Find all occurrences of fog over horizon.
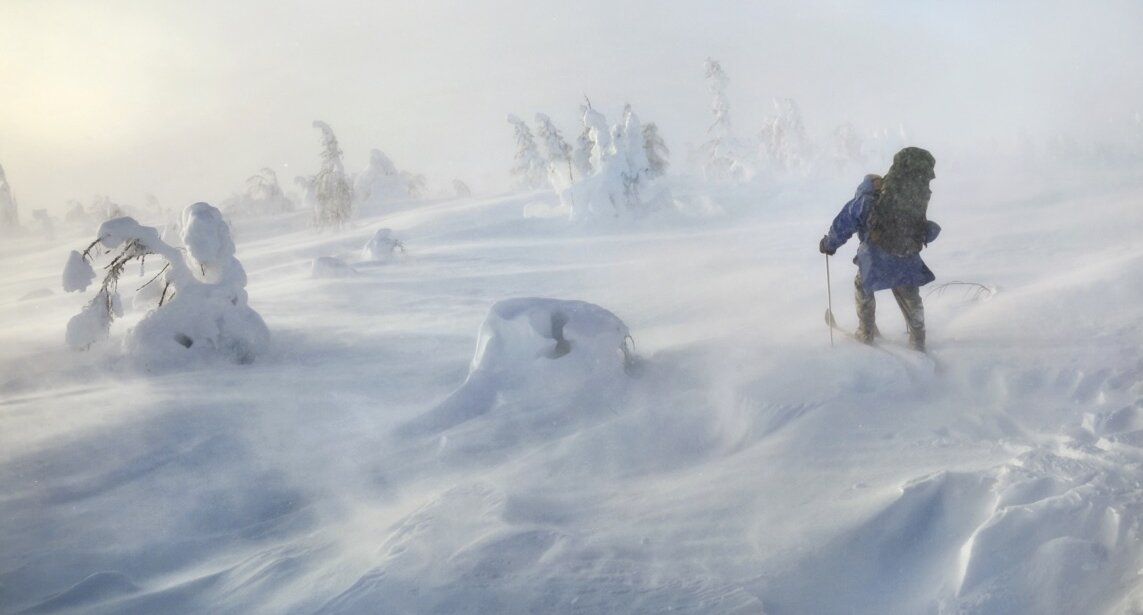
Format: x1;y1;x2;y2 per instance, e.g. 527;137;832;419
2;0;1141;214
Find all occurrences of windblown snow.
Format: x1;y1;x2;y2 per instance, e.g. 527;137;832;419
2;166;1143;615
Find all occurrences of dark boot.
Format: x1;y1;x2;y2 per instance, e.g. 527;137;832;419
854;274;878;344
892;285;926;352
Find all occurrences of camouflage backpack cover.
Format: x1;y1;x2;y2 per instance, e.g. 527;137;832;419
866;147;936;257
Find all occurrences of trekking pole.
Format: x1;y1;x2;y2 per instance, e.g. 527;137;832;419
825;254;834;347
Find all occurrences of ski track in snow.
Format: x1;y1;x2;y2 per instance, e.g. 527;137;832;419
2;173;1143;614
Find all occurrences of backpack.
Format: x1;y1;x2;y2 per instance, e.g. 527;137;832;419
865;148;934;257
866;188;928;256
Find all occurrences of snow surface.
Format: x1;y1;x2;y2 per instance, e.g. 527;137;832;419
2;167;1143;614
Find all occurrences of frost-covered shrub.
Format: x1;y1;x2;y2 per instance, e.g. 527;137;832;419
362;228;406;262
222;168;296;217
63;202;269;367
0;163;19;231
311;121;353;229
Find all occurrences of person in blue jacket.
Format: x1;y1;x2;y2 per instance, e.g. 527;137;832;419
819;147;940;351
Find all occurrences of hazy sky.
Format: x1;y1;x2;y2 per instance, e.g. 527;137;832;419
2;0;1141;213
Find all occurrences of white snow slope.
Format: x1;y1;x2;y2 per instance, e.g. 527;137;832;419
2;167;1143;615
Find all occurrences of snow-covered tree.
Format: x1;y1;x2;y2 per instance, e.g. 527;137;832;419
581;105;612;172
700;58;748;182
0;164;18;231
535;113;575;187
311;121;353;229
452;179;472;197
223;168;296;217
32;209;54;240
402;172;427;199
618;104;652;207
507;114;549;190
563;103;669;218
354;148;425;207
573;107;596;178
758;98;812;174
63;202;269;366
642;122;670;178
868;124;911;167
829;122;866;174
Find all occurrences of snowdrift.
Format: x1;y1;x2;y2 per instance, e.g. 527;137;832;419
3;170;1143;614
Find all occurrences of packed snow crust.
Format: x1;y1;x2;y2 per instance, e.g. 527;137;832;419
3;166;1143;615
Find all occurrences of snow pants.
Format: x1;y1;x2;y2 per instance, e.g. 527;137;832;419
854;273;925;351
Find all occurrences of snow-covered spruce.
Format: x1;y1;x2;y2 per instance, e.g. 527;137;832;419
63;202;269;366
506;114;549;190
758;97;813;175
535;113;575;189
311;120;354;230
700;58;751;182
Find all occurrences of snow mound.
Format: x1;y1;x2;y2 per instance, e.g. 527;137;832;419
126;282;271;368
400;297;633;437
469;297;632;379
311;256;357;278
361;228;405;262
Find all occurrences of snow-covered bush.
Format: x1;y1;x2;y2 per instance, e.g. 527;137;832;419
507;114;549;190
362;228;406;262
0;163;19;232
63;202;269;367
222;168;295;217
311;121;353;229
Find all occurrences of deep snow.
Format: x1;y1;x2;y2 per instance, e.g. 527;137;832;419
2;167;1143;614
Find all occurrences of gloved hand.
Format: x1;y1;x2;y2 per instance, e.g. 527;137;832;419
819;236;836;255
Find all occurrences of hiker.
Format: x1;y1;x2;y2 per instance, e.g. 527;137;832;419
819;147;941;352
